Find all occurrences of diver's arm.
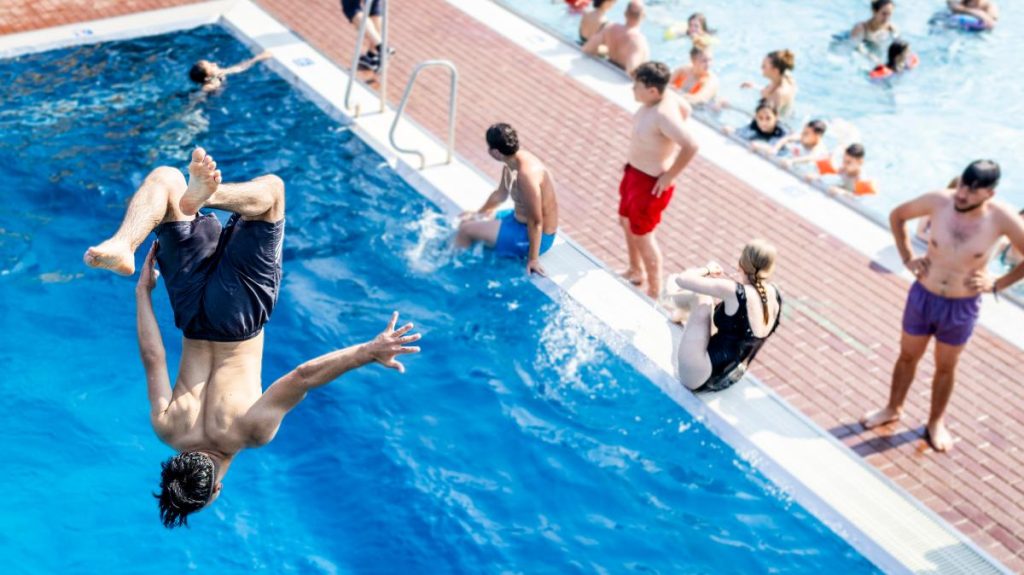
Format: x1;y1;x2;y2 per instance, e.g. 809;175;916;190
135;243;172;422
243;313;421;446
476;167;512;214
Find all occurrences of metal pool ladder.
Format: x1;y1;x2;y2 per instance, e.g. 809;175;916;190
344;0;390;116
389;60;458;169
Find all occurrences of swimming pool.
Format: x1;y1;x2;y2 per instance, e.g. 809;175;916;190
0;25;881;573
502;0;1024;220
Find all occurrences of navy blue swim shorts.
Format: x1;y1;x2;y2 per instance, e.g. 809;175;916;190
154;212;284;342
341;0;381;22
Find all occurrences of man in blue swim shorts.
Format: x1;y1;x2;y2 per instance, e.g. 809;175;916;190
84;148;421;527
456;123;559;275
861;160;1024;452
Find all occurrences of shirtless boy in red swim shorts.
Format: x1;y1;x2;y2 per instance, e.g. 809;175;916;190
619;61;700;298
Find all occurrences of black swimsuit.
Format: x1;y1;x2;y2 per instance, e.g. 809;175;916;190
700;284;783;392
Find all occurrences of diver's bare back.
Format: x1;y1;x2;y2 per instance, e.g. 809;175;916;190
923;191;1007;298
156;335;266;454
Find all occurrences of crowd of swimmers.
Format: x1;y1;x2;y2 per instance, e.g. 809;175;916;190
77;0;1022;530
567;0;1001;201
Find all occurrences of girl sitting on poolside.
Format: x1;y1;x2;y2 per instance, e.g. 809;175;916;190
670;240;783;392
724;100;789;148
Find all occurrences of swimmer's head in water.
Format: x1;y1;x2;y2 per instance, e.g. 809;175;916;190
801;119;827;146
887;39;911;70
841;143;866;176
690;45;712;72
753;100;779;134
188;60;216;85
486;123;519;159
632;61;671;101
688;12;711;35
155;451;219;528
955;160;1000;211
872;0;895;21
625;0;644;22
764;50;795;77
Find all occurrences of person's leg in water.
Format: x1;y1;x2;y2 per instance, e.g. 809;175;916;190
924;341;967;452
619;216;645;286
860;331;930;429
455;217;501;249
677;294;714;390
634;229;663;299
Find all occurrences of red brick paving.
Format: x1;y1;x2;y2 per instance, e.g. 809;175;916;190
4;0;1022;571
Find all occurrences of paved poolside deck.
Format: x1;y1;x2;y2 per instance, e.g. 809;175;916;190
4;0;1023;571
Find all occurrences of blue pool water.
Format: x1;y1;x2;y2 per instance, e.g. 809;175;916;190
0;26;879;573
503;0;1024;220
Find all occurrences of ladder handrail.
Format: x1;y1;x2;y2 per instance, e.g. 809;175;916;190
343;0;389;116
389;60;458;169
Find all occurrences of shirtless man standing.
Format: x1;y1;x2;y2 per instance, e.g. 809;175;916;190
862;160;1024;451
84;148;421;527
619;61;699;299
456;123;559;276
582;0;650;75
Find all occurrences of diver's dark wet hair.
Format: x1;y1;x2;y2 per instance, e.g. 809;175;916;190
486;123;519;156
155;452;215;529
633;61;671;93
961;160;1000;190
807;119;827;135
188;63;210;84
846;143;866;159
594;0;612;7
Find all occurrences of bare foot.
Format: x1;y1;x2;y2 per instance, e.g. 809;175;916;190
179;147;222;216
83;238;135;276
619;268;645;286
860;407;901;429
924;421;954;453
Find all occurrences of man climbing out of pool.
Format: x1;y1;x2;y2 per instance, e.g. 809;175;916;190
188;50;271;92
84;149;422;527
618;61;699;299
861;160;1024;452
455;123;559;276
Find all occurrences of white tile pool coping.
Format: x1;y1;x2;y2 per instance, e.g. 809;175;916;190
0;3;1011;574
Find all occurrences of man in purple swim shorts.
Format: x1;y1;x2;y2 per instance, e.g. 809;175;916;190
861;160;1024;452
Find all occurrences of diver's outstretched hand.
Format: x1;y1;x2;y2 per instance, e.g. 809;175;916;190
365;312;422;373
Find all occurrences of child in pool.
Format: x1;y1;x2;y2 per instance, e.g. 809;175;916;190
724;100;789;148
756;119;828;168
869;39;918;80
808;143;878;197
